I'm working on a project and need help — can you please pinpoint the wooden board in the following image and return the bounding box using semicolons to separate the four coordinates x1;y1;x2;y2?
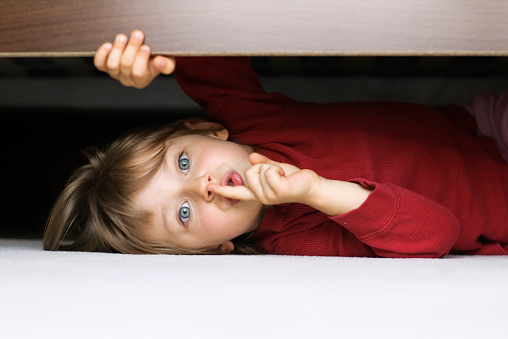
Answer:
1;0;508;56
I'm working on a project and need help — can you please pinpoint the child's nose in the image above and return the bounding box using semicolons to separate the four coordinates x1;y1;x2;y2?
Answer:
191;173;215;202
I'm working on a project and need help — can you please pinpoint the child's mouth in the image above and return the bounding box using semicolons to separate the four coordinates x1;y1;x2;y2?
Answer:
221;171;244;187
221;171;243;205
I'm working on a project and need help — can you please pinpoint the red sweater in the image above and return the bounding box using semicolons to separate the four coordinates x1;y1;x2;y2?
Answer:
174;57;508;258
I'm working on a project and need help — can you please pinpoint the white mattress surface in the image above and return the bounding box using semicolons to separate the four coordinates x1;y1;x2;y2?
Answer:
1;239;506;339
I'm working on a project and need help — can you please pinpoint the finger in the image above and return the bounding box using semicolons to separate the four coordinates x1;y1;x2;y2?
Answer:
93;42;113;72
152;56;176;75
209;184;257;201
253;153;298;177
244;163;279;202
264;163;285;181
244;163;264;198
263;164;287;194
106;33;128;78
120;30;145;77
258;164;283;198
249;152;280;166
131;45;154;87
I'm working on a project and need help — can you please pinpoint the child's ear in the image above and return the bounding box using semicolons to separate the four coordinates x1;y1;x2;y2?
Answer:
211;128;229;141
217;241;235;254
183;121;229;140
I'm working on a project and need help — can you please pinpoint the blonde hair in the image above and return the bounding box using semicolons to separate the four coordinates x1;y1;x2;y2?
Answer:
43;118;261;255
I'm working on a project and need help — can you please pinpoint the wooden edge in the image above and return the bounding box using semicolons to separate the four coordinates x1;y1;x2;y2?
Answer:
2;51;508;58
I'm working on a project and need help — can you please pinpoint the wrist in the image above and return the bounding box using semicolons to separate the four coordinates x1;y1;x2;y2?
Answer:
302;174;327;207
304;177;372;216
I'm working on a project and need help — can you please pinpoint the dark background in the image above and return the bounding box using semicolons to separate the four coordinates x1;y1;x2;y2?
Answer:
1;56;507;238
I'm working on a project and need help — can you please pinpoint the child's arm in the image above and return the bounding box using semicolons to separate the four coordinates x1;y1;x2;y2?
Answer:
210;153;371;215
211;153;459;258
94;30;175;89
94;32;287;134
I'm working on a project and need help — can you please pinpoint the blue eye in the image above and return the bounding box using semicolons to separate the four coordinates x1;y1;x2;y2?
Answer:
178;153;190;174
179;202;191;225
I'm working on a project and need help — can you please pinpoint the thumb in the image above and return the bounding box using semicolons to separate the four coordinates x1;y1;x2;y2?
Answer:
250;152;301;177
249;152;277;165
152;56;176;75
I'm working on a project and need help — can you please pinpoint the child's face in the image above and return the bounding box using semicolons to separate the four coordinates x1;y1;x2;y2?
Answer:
132;132;263;253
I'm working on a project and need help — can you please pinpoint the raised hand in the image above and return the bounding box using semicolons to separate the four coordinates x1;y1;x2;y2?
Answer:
211;152;372;215
93;30;175;89
210;153;321;206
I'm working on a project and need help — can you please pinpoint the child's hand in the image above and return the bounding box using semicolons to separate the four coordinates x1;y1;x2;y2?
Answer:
211;152;372;216
211;153;321;206
93;30;175;89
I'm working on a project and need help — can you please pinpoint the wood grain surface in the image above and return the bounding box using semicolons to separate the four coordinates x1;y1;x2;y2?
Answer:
1;0;508;56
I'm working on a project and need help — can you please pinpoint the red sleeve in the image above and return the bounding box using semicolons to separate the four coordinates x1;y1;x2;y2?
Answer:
173;57;288;135
331;179;461;258
173;57;266;108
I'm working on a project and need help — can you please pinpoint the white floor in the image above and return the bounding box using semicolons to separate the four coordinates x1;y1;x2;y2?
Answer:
1;239;507;339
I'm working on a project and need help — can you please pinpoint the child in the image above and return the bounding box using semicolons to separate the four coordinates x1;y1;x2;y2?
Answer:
43;30;508;257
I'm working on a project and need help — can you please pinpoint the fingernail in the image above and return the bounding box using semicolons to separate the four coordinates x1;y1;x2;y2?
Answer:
132;30;143;40
116;34;127;43
156;59;165;68
103;43;112;50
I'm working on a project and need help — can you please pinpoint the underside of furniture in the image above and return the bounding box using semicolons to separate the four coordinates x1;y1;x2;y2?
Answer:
1;0;508;57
